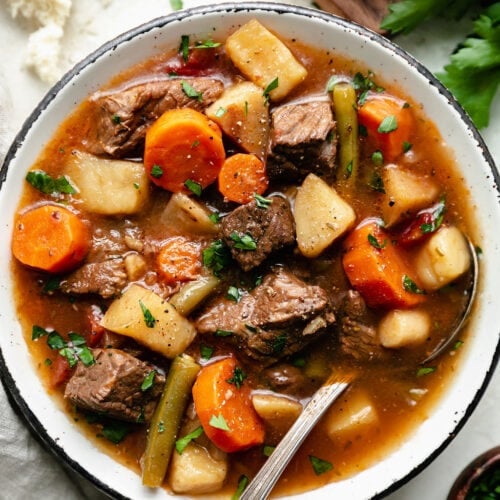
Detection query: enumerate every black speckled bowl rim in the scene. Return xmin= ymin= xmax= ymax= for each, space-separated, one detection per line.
xmin=1 ymin=3 xmax=499 ymax=499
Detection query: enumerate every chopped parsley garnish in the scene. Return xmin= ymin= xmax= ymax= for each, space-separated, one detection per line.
xmin=254 ymin=193 xmax=272 ymax=209
xmin=44 ymin=358 xmax=52 ymax=366
xmin=345 ymin=160 xmax=353 ymax=179
xmin=263 ymin=77 xmax=279 ymax=103
xmin=230 ymin=232 xmax=257 ymax=250
xmin=179 ymin=34 xmax=190 ymax=61
xmin=141 ymin=370 xmax=156 ymax=391
xmin=226 ymin=285 xmax=243 ymax=302
xmin=200 ymin=344 xmax=214 ymax=360
xmin=26 ymin=170 xmax=76 ymax=196
xmin=208 ymin=211 xmax=221 ymax=224
xmin=232 ymin=475 xmax=249 ymax=500
xmin=227 ymin=366 xmax=247 ymax=389
xmin=181 ymin=80 xmax=203 ymax=101
xmin=170 ymin=0 xmax=183 ymax=11
xmin=202 ymin=239 xmax=231 ymax=275
xmin=209 ymin=413 xmax=230 ymax=431
xmin=309 ymin=455 xmax=333 ymax=475
xmin=378 ymin=115 xmax=398 ymax=133
xmin=194 ymin=39 xmax=221 ymax=49
xmin=353 ymin=71 xmax=384 ymax=104
xmin=175 ymin=426 xmax=204 ymax=454
xmin=368 ymin=171 xmax=385 ymax=193
xmin=371 ymin=150 xmax=384 ymax=166
xmin=112 ymin=114 xmax=121 ymax=124
xmin=158 ymin=420 xmax=165 ymax=433
xmin=42 ymin=276 xmax=62 ymax=294
xmin=272 ymin=334 xmax=287 ymax=354
xmin=184 ymin=178 xmax=202 ymax=196
xmin=263 ymin=445 xmax=276 ymax=457
xmin=403 ymin=141 xmax=413 ymax=152
xmin=139 ymin=300 xmax=156 ymax=328
xmin=151 ymin=164 xmax=164 ymax=178
xmin=403 ymin=275 xmax=426 ymax=295
xmin=101 ymin=420 xmax=130 ymax=444
xmin=215 ymin=106 xmax=227 ymax=117
xmin=215 ymin=329 xmax=233 ymax=337
xmin=420 ymin=200 xmax=446 ymax=234
xmin=453 ymin=340 xmax=465 ymax=350
xmin=368 ymin=233 xmax=387 ymax=249
xmin=417 ymin=366 xmax=437 ymax=377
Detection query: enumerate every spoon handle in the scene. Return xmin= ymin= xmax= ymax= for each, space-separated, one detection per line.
xmin=240 ymin=374 xmax=353 ymax=500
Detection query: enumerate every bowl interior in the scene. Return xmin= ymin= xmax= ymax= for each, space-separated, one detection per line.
xmin=1 ymin=4 xmax=500 ymax=499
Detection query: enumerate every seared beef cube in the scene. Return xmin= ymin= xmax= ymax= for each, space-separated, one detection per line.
xmin=87 ymin=77 xmax=224 ymax=157
xmin=267 ymin=100 xmax=336 ymax=180
xmin=60 ymin=258 xmax=127 ymax=299
xmin=338 ymin=290 xmax=386 ymax=361
xmin=64 ymin=348 xmax=165 ymax=423
xmin=195 ymin=268 xmax=334 ymax=363
xmin=221 ymin=196 xmax=295 ymax=271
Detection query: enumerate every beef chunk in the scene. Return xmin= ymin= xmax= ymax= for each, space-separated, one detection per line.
xmin=64 ymin=348 xmax=165 ymax=423
xmin=267 ymin=101 xmax=336 ymax=181
xmin=195 ymin=267 xmax=335 ymax=363
xmin=338 ymin=290 xmax=386 ymax=361
xmin=86 ymin=77 xmax=224 ymax=157
xmin=262 ymin=363 xmax=309 ymax=397
xmin=60 ymin=258 xmax=127 ymax=299
xmin=221 ymin=196 xmax=295 ymax=271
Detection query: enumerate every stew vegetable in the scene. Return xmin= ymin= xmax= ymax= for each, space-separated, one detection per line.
xmin=11 ymin=19 xmax=476 ymax=497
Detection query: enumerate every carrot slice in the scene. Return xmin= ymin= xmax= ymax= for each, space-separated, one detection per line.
xmin=358 ymin=93 xmax=413 ymax=162
xmin=192 ymin=356 xmax=265 ymax=453
xmin=342 ymin=219 xmax=426 ymax=309
xmin=218 ymin=153 xmax=268 ymax=204
xmin=12 ymin=204 xmax=90 ymax=273
xmin=144 ymin=108 xmax=225 ymax=193
xmin=156 ymin=236 xmax=202 ymax=286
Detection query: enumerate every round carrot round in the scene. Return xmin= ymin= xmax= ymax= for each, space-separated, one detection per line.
xmin=192 ymin=356 xmax=265 ymax=453
xmin=12 ymin=203 xmax=90 ymax=273
xmin=156 ymin=236 xmax=202 ymax=285
xmin=218 ymin=153 xmax=268 ymax=204
xmin=144 ymin=108 xmax=226 ymax=193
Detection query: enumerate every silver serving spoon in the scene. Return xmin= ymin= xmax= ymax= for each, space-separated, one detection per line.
xmin=240 ymin=237 xmax=478 ymax=500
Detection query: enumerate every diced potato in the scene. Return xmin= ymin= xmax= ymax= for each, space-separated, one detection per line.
xmin=168 ymin=418 xmax=228 ymax=494
xmin=65 ymin=151 xmax=149 ymax=215
xmin=325 ymin=389 xmax=379 ymax=437
xmin=124 ymin=253 xmax=147 ymax=281
xmin=225 ymin=19 xmax=307 ymax=101
xmin=381 ymin=165 xmax=439 ymax=227
xmin=252 ymin=392 xmax=302 ymax=438
xmin=378 ymin=309 xmax=431 ymax=348
xmin=294 ymin=173 xmax=356 ymax=258
xmin=100 ymin=284 xmax=196 ymax=358
xmin=205 ymin=81 xmax=270 ymax=160
xmin=169 ymin=275 xmax=221 ymax=316
xmin=161 ymin=192 xmax=218 ymax=235
xmin=415 ymin=225 xmax=471 ymax=291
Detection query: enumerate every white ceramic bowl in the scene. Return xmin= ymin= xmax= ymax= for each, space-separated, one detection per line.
xmin=1 ymin=3 xmax=500 ymax=499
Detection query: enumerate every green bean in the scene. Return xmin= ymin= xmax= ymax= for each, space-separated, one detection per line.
xmin=142 ymin=354 xmax=200 ymax=488
xmin=332 ymin=82 xmax=359 ymax=187
xmin=168 ymin=274 xmax=220 ymax=316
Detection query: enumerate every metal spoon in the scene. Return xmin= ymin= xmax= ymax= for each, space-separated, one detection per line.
xmin=240 ymin=237 xmax=478 ymax=500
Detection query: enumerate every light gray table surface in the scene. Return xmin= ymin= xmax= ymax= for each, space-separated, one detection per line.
xmin=0 ymin=1 xmax=498 ymax=498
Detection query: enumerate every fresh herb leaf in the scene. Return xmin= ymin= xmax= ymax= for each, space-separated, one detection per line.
xmin=215 ymin=106 xmax=227 ymax=117
xmin=209 ymin=413 xmax=230 ymax=431
xmin=230 ymin=232 xmax=257 ymax=250
xmin=453 ymin=340 xmax=464 ymax=350
xmin=378 ymin=115 xmax=398 ymax=133
xmin=420 ymin=200 xmax=446 ymax=234
xmin=158 ymin=420 xmax=165 ymax=433
xmin=226 ymin=285 xmax=243 ymax=302
xmin=175 ymin=425 xmax=204 ymax=454
xmin=44 ymin=358 xmax=52 ymax=366
xmin=208 ymin=211 xmax=221 ymax=224
xmin=151 ymin=164 xmax=163 ymax=178
xmin=47 ymin=331 xmax=66 ymax=350
xmin=112 ymin=114 xmax=121 ymax=124
xmin=215 ymin=329 xmax=233 ymax=337
xmin=403 ymin=275 xmax=426 ymax=294
xmin=368 ymin=171 xmax=385 ymax=193
xmin=181 ymin=80 xmax=203 ymax=101
xmin=232 ymin=475 xmax=249 ymax=500
xmin=184 ymin=178 xmax=202 ymax=196
xmin=139 ymin=300 xmax=156 ymax=328
xmin=141 ymin=370 xmax=156 ymax=391
xmin=202 ymin=239 xmax=231 ymax=275
xmin=179 ymin=35 xmax=190 ymax=61
xmin=200 ymin=344 xmax=214 ymax=360
xmin=263 ymin=445 xmax=276 ymax=457
xmin=194 ymin=39 xmax=221 ymax=49
xmin=263 ymin=77 xmax=279 ymax=103
xmin=417 ymin=366 xmax=437 ymax=377
xmin=402 ymin=141 xmax=413 ymax=152
xmin=368 ymin=233 xmax=387 ymax=249
xmin=32 ymin=325 xmax=50 ymax=340
xmin=26 ymin=170 xmax=76 ymax=195
xmin=42 ymin=276 xmax=61 ymax=293
xmin=272 ymin=334 xmax=287 ymax=354
xmin=227 ymin=366 xmax=247 ymax=389
xmin=170 ymin=0 xmax=183 ymax=11
xmin=371 ymin=150 xmax=384 ymax=166
xmin=309 ymin=455 xmax=333 ymax=475
xmin=102 ymin=420 xmax=130 ymax=444
xmin=254 ymin=193 xmax=272 ymax=208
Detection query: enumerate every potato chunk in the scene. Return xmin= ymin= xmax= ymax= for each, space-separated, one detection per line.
xmin=378 ymin=309 xmax=431 ymax=348
xmin=161 ymin=192 xmax=218 ymax=235
xmin=225 ymin=19 xmax=307 ymax=101
xmin=65 ymin=151 xmax=149 ymax=215
xmin=294 ymin=173 xmax=356 ymax=258
xmin=415 ymin=225 xmax=471 ymax=291
xmin=325 ymin=390 xmax=379 ymax=437
xmin=205 ymin=81 xmax=270 ymax=160
xmin=101 ymin=284 xmax=196 ymax=358
xmin=381 ymin=165 xmax=439 ymax=227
